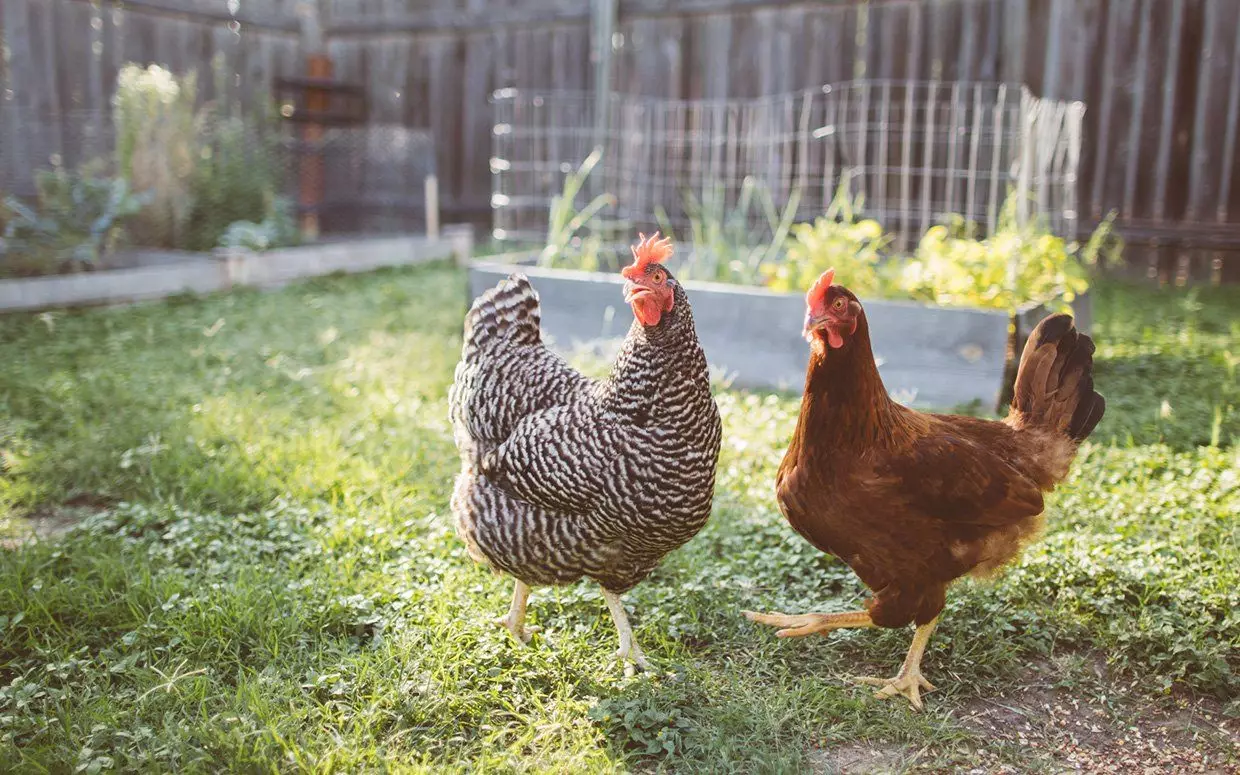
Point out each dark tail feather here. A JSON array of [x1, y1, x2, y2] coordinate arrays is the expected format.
[[462, 274, 542, 355], [1010, 313, 1106, 442]]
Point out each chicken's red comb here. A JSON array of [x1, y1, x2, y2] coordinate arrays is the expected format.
[[806, 268, 836, 306], [621, 232, 674, 279]]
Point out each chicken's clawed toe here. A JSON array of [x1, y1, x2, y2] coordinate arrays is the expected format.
[[615, 641, 651, 677], [742, 609, 872, 638], [855, 671, 936, 711], [494, 616, 540, 645]]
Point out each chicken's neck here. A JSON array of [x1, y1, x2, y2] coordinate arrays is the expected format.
[[603, 307, 706, 421], [793, 316, 909, 455]]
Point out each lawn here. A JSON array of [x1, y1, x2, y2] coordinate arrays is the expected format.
[[0, 262, 1236, 773]]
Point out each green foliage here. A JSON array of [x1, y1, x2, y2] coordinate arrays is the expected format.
[[537, 148, 616, 271], [764, 182, 890, 296], [186, 112, 291, 252], [589, 694, 696, 758], [113, 64, 200, 249], [113, 62, 290, 253], [898, 200, 1119, 313], [534, 174, 1114, 315], [656, 177, 802, 285], [0, 266, 1236, 771], [1, 162, 147, 277], [217, 197, 300, 253]]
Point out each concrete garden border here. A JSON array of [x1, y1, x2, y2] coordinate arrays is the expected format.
[[468, 259, 1091, 410], [0, 228, 472, 314]]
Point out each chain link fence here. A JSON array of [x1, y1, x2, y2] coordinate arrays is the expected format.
[[491, 81, 1084, 255]]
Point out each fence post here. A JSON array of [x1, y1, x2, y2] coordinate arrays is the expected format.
[[589, 0, 617, 197], [425, 175, 440, 240], [298, 1, 330, 242]]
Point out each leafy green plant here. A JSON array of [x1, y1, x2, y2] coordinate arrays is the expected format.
[[217, 197, 299, 253], [113, 61, 288, 253], [655, 177, 802, 286], [897, 197, 1120, 313], [537, 148, 616, 271], [113, 63, 201, 249], [589, 695, 696, 758], [1, 162, 148, 277], [187, 110, 288, 252], [763, 180, 891, 296]]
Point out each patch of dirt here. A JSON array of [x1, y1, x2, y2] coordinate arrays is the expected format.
[[0, 498, 109, 549], [810, 742, 911, 774], [953, 661, 1239, 774], [807, 655, 1237, 774]]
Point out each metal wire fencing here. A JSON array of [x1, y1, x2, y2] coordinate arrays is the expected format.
[[490, 81, 1084, 255]]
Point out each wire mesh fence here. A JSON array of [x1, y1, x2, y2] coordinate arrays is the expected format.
[[491, 81, 1084, 255], [0, 105, 437, 252]]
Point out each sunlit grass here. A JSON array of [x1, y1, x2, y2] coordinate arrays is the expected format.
[[0, 263, 1236, 771]]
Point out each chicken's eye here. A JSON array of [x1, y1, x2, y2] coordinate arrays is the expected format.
[[832, 297, 847, 311], [652, 268, 666, 284]]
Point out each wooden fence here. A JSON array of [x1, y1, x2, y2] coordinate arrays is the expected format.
[[3, 0, 1239, 281]]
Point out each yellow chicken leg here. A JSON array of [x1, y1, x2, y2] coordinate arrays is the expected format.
[[603, 589, 650, 676], [856, 617, 939, 711], [742, 609, 875, 637], [494, 579, 541, 644]]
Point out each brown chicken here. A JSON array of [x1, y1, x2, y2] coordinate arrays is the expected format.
[[744, 268, 1105, 709]]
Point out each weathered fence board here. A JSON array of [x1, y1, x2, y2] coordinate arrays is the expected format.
[[4, 0, 1240, 281]]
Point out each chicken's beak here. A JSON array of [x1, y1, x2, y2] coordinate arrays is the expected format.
[[802, 312, 829, 343], [624, 281, 654, 304]]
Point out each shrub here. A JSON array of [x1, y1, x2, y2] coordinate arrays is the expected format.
[[897, 198, 1120, 313], [113, 62, 292, 253], [217, 197, 300, 253], [113, 64, 200, 249], [185, 112, 289, 251], [1, 161, 148, 277], [763, 182, 891, 297]]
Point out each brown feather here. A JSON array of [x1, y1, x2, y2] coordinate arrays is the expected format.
[[777, 294, 1104, 629]]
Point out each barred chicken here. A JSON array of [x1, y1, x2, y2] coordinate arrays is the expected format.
[[449, 233, 722, 673], [745, 269, 1105, 709]]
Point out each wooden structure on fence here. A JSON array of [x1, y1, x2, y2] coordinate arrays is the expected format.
[[2, 0, 1239, 281]]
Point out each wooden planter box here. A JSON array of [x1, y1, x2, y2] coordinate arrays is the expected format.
[[468, 261, 1095, 411], [0, 229, 472, 314]]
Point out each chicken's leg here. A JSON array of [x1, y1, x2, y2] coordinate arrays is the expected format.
[[602, 589, 650, 676], [742, 609, 875, 637], [856, 617, 939, 711], [495, 579, 540, 644]]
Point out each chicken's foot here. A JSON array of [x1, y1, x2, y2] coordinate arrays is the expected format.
[[856, 617, 939, 711], [603, 589, 650, 677], [742, 609, 874, 638], [495, 579, 540, 645]]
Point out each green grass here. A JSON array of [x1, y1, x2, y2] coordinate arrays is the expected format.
[[0, 264, 1236, 772]]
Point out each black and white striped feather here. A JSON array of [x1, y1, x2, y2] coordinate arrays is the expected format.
[[449, 272, 722, 593]]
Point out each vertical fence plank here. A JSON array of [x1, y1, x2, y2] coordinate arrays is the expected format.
[[1216, 4, 1240, 222], [1151, 0, 1185, 221], [1122, 0, 1153, 219]]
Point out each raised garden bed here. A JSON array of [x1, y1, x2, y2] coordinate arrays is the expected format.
[[468, 259, 1091, 411], [0, 228, 472, 314]]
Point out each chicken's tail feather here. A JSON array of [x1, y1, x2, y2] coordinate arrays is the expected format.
[[463, 273, 542, 354], [1009, 313, 1106, 442]]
